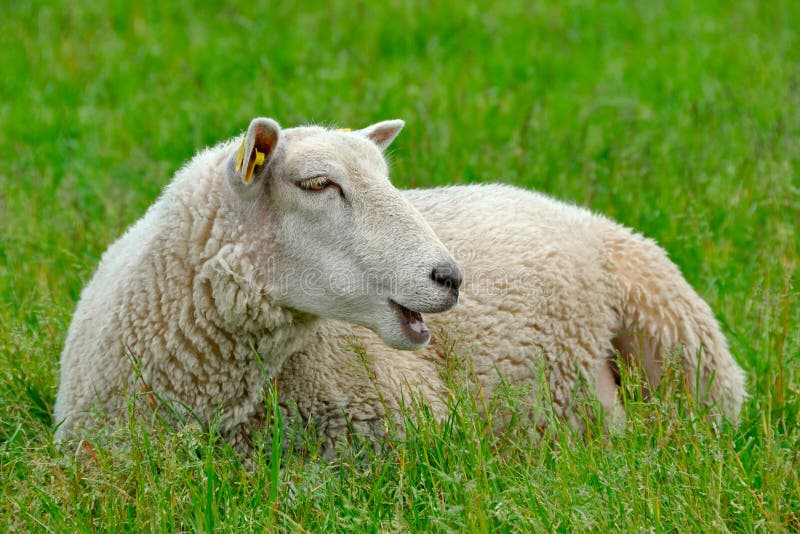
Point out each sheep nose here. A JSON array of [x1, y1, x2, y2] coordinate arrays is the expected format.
[[431, 262, 463, 292]]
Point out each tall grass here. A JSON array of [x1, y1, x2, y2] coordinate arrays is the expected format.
[[1, 0, 798, 530]]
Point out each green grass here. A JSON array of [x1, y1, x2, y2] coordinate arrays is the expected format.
[[1, 0, 798, 531]]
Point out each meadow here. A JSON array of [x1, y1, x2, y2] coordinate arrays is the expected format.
[[1, 0, 798, 531]]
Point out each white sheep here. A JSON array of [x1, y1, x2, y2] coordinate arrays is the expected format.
[[54, 118, 747, 455]]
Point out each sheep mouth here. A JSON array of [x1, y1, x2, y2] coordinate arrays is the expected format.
[[388, 299, 430, 346]]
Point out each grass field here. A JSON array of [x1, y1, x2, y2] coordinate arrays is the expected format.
[[1, 0, 799, 531]]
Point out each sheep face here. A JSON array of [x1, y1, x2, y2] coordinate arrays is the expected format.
[[228, 118, 461, 350]]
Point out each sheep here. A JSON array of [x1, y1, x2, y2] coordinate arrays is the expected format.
[[54, 117, 747, 456]]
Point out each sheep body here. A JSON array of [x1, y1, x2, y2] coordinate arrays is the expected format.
[[54, 120, 747, 455]]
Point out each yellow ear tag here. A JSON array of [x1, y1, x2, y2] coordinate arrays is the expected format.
[[244, 149, 265, 183], [336, 128, 352, 132], [236, 141, 267, 184], [235, 142, 245, 172]]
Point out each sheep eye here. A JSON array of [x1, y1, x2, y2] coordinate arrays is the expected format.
[[298, 175, 332, 192]]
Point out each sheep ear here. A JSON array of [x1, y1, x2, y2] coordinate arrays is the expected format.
[[355, 119, 405, 151], [234, 118, 281, 186]]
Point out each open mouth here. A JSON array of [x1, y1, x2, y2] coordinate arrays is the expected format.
[[388, 298, 430, 346]]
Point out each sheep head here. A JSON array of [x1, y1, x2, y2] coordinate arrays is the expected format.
[[225, 118, 461, 350]]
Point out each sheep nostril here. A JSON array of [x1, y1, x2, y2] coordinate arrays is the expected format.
[[431, 263, 463, 292]]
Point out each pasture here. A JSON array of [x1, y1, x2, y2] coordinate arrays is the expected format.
[[1, 1, 798, 531]]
